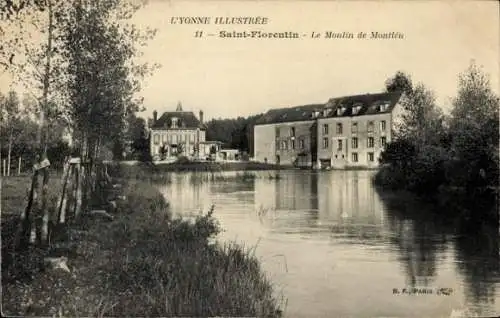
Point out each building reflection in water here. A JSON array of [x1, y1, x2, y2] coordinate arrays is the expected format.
[[254, 170, 386, 241]]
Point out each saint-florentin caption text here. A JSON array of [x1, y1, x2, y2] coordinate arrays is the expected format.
[[169, 16, 405, 40]]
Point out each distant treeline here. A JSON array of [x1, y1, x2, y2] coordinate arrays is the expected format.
[[205, 114, 263, 156]]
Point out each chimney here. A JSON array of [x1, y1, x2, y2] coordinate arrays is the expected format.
[[153, 110, 158, 124], [199, 110, 204, 124]]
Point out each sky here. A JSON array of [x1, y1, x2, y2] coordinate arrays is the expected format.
[[1, 0, 499, 121]]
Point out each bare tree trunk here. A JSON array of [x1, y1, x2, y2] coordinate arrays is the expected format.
[[7, 129, 12, 177], [40, 167, 50, 246], [59, 164, 74, 224], [38, 0, 55, 246]]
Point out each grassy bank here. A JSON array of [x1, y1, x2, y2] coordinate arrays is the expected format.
[[1, 173, 283, 316]]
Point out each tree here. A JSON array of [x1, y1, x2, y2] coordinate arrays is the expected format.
[[385, 71, 413, 96], [377, 73, 449, 194], [128, 115, 151, 162], [61, 0, 158, 163], [448, 62, 499, 188], [0, 91, 22, 176], [395, 83, 446, 149]]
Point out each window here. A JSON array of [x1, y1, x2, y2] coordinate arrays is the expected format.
[[337, 139, 343, 151], [380, 120, 386, 131], [162, 134, 167, 143], [367, 137, 374, 148], [276, 141, 280, 150], [323, 124, 329, 135], [323, 137, 329, 149], [299, 138, 305, 149], [171, 117, 178, 128], [276, 127, 280, 138], [352, 105, 362, 115], [352, 122, 358, 133], [282, 140, 287, 150], [367, 121, 374, 133], [291, 140, 295, 149], [352, 137, 358, 149], [368, 152, 374, 162], [352, 152, 358, 162], [291, 127, 296, 137], [153, 134, 160, 145], [380, 136, 387, 147], [336, 123, 343, 134]]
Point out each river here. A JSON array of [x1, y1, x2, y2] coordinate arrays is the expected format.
[[157, 170, 499, 318]]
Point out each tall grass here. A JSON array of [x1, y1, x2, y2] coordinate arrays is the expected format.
[[2, 169, 284, 317], [81, 181, 283, 317]]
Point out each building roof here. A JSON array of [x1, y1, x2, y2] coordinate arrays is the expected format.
[[324, 91, 402, 117], [255, 104, 324, 125], [255, 91, 402, 125], [151, 111, 205, 130]]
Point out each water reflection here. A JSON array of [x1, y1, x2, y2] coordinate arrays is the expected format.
[[158, 170, 500, 317], [378, 189, 500, 316], [455, 217, 499, 316]]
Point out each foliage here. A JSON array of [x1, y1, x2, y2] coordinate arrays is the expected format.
[[376, 63, 499, 197], [396, 83, 446, 147], [205, 114, 263, 155], [447, 62, 500, 188], [385, 70, 413, 95], [60, 0, 158, 161], [0, 90, 71, 170]]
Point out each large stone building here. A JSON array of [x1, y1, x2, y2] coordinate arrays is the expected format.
[[149, 102, 221, 161], [254, 92, 404, 169]]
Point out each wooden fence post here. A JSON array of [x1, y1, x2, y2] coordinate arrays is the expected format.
[[18, 157, 22, 175], [74, 161, 83, 218], [59, 164, 75, 224], [56, 158, 71, 224], [15, 167, 39, 249]]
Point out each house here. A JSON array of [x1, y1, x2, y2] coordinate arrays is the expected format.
[[254, 92, 404, 169], [254, 104, 323, 168], [148, 102, 208, 161]]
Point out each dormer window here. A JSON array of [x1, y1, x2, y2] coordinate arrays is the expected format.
[[352, 103, 363, 115], [336, 107, 346, 116], [171, 117, 178, 128], [323, 108, 331, 117], [380, 102, 390, 112]]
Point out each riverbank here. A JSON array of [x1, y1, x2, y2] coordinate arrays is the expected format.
[[1, 173, 283, 316], [137, 160, 290, 172]]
